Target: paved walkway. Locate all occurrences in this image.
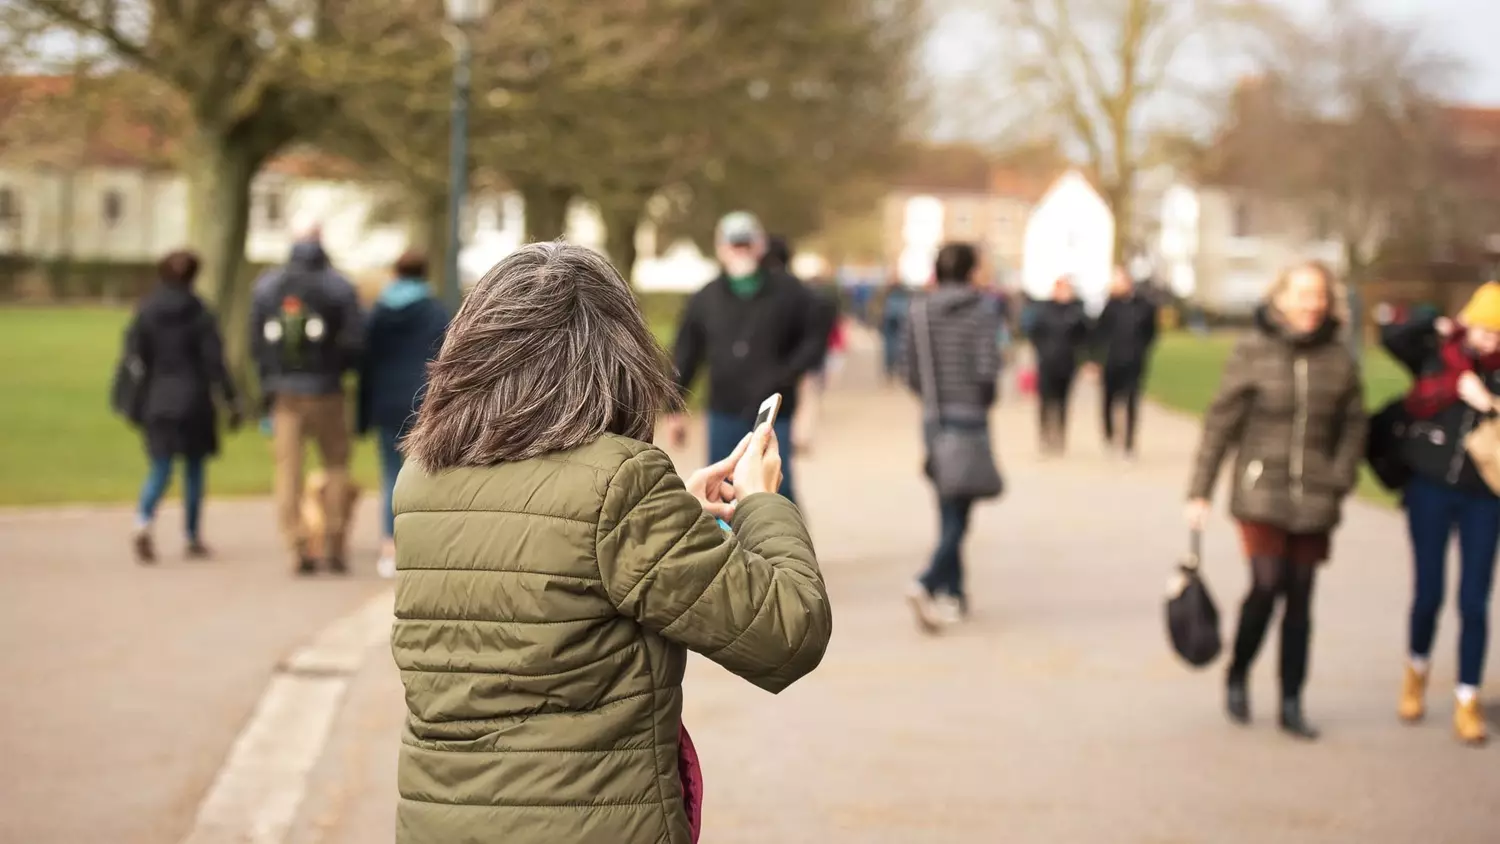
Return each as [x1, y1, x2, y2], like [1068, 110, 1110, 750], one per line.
[3, 331, 1497, 843]
[288, 333, 1496, 843]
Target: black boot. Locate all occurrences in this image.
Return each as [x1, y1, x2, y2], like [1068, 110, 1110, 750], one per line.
[1279, 698, 1320, 741]
[1226, 674, 1251, 725]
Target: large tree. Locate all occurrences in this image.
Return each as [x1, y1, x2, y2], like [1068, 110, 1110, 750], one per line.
[962, 0, 1265, 260]
[16, 0, 345, 365]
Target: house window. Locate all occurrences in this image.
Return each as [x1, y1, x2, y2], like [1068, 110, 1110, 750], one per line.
[262, 189, 284, 227]
[1231, 198, 1253, 238]
[102, 189, 125, 228]
[0, 187, 17, 227]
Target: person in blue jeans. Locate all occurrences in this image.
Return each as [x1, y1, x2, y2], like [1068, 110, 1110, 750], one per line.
[1382, 282, 1500, 745]
[666, 211, 826, 503]
[357, 250, 450, 578]
[897, 243, 1002, 631]
[120, 250, 242, 563]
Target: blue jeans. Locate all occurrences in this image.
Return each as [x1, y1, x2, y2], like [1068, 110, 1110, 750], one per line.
[377, 426, 405, 539]
[138, 455, 206, 541]
[707, 412, 796, 504]
[921, 496, 974, 599]
[1406, 476, 1500, 686]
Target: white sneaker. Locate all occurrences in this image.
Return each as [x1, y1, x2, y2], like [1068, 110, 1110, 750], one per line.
[933, 595, 964, 626]
[906, 583, 941, 634]
[376, 555, 397, 579]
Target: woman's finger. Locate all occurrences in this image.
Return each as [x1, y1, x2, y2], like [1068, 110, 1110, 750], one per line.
[711, 434, 754, 477]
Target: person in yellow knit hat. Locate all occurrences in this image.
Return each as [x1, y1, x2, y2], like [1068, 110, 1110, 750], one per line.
[1380, 280, 1500, 746]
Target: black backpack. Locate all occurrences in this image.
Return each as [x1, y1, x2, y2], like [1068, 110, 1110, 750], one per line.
[261, 269, 341, 375]
[1165, 530, 1222, 669]
[1366, 398, 1414, 491]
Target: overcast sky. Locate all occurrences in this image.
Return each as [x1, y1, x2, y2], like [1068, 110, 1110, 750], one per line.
[926, 0, 1500, 118]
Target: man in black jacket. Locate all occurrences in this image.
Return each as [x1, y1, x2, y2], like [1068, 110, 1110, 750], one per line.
[1094, 266, 1159, 458]
[666, 211, 824, 503]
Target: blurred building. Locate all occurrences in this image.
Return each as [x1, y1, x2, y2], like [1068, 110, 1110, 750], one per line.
[1158, 77, 1500, 316]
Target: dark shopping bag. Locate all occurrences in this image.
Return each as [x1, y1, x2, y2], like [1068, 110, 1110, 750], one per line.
[1366, 398, 1413, 492]
[1165, 529, 1222, 669]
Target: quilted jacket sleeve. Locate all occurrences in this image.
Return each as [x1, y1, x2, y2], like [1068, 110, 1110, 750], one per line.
[1187, 336, 1257, 501]
[596, 448, 832, 694]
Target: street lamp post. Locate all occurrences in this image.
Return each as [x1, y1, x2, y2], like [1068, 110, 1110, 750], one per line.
[443, 0, 491, 310]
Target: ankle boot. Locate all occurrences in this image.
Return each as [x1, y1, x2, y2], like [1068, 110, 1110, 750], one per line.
[1398, 664, 1428, 723]
[1226, 675, 1250, 725]
[1454, 697, 1490, 746]
[1279, 698, 1320, 741]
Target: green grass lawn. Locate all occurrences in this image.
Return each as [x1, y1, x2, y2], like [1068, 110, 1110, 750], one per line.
[0, 304, 684, 507]
[1146, 331, 1410, 504]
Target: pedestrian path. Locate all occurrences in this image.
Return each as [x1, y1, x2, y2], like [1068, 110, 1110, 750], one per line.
[285, 335, 1499, 843]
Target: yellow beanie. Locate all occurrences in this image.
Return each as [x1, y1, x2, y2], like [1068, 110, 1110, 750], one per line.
[1460, 282, 1500, 332]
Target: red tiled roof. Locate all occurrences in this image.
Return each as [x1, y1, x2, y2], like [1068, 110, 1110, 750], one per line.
[0, 74, 363, 178]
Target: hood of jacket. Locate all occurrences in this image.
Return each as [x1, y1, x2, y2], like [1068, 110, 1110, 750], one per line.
[926, 284, 985, 316]
[141, 284, 207, 326]
[378, 277, 433, 311]
[1254, 304, 1340, 349]
[287, 240, 331, 271]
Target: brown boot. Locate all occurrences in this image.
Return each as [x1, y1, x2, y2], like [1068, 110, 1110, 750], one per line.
[1398, 664, 1428, 723]
[1455, 696, 1490, 746]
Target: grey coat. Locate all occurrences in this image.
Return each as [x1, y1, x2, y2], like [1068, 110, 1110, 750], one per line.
[899, 286, 1003, 424]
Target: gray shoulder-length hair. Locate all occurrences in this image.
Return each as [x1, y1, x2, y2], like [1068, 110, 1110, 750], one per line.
[403, 242, 682, 470]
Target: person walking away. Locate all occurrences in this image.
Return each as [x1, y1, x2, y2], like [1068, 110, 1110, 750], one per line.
[1185, 261, 1366, 740]
[1382, 281, 1500, 745]
[1027, 276, 1089, 454]
[393, 242, 831, 843]
[666, 211, 825, 502]
[120, 250, 242, 563]
[250, 227, 364, 575]
[898, 243, 1002, 630]
[880, 274, 913, 383]
[356, 250, 449, 579]
[1095, 266, 1159, 459]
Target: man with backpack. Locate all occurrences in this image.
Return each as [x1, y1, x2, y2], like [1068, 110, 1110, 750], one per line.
[250, 225, 364, 575]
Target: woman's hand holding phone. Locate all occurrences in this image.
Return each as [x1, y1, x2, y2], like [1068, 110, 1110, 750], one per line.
[685, 434, 750, 521]
[733, 422, 783, 498]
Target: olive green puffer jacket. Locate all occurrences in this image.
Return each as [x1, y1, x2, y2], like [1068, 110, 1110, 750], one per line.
[391, 434, 832, 844]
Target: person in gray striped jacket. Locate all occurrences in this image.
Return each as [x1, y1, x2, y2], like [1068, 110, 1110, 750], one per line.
[898, 243, 1004, 628]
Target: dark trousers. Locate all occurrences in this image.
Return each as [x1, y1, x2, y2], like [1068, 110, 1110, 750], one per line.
[1038, 367, 1075, 451]
[139, 455, 206, 540]
[1102, 363, 1143, 453]
[1228, 556, 1317, 700]
[707, 412, 796, 504]
[1405, 476, 1500, 687]
[920, 496, 974, 599]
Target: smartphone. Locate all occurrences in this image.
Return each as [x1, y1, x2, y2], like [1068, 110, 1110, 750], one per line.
[754, 393, 782, 432]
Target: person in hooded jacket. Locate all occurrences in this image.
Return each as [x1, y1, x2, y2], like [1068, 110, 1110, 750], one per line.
[1383, 281, 1500, 745]
[1027, 276, 1090, 454]
[1186, 261, 1366, 741]
[898, 243, 1003, 630]
[250, 226, 364, 575]
[357, 250, 450, 579]
[123, 250, 242, 563]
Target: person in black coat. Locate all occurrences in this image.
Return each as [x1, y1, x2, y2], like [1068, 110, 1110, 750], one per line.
[1094, 267, 1159, 458]
[357, 250, 450, 578]
[1027, 276, 1090, 454]
[121, 250, 241, 563]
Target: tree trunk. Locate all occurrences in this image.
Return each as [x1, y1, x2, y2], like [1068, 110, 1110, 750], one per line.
[403, 185, 450, 286]
[184, 127, 264, 380]
[602, 198, 646, 283]
[521, 181, 574, 242]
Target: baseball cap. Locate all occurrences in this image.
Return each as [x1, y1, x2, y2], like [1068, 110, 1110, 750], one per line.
[716, 211, 764, 247]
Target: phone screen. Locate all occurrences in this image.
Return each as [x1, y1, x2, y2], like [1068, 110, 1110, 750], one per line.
[755, 404, 774, 429]
[755, 395, 780, 430]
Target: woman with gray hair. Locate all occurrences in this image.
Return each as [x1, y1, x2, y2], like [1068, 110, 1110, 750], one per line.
[390, 242, 832, 844]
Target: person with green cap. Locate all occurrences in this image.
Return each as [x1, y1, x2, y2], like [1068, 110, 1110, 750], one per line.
[666, 211, 825, 503]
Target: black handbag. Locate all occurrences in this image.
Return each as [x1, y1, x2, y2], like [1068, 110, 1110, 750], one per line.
[109, 326, 148, 426]
[1165, 529, 1222, 669]
[912, 300, 1004, 500]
